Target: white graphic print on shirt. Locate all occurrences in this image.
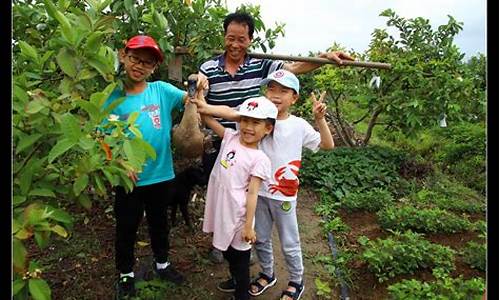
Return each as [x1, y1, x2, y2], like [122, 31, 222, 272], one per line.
[141, 104, 161, 129]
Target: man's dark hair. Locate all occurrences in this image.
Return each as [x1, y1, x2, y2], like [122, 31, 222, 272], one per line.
[223, 11, 255, 39]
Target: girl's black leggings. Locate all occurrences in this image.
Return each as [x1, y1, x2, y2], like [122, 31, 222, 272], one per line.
[223, 246, 251, 300]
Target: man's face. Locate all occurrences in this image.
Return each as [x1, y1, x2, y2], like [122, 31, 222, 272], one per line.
[224, 21, 252, 62]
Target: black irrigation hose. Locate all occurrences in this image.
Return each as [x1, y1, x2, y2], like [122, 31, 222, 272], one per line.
[326, 223, 350, 300]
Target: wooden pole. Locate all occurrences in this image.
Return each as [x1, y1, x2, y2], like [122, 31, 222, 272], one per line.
[211, 50, 391, 70]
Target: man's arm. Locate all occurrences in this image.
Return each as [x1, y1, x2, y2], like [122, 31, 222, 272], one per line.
[283, 51, 355, 75]
[311, 92, 335, 150]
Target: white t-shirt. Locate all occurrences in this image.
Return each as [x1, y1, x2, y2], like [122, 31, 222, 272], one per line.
[258, 115, 321, 201]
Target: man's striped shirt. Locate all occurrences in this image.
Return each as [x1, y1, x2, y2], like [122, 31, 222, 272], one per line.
[199, 54, 283, 129]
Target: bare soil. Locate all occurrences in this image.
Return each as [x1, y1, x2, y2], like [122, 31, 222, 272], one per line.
[32, 186, 485, 300]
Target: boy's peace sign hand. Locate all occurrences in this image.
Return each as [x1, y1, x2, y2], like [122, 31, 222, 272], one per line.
[311, 91, 327, 121]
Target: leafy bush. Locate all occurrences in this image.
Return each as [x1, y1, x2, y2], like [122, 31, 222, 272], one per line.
[377, 205, 472, 233]
[312, 251, 355, 288]
[301, 146, 408, 200]
[437, 123, 485, 194]
[383, 123, 485, 194]
[387, 268, 485, 300]
[462, 241, 486, 271]
[321, 217, 350, 235]
[412, 176, 485, 213]
[358, 231, 455, 282]
[341, 188, 394, 212]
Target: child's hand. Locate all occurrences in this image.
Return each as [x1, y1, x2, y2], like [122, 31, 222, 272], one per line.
[127, 171, 138, 184]
[242, 227, 256, 244]
[311, 91, 327, 121]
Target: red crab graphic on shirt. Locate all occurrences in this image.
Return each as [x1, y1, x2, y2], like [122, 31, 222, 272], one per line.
[268, 160, 301, 197]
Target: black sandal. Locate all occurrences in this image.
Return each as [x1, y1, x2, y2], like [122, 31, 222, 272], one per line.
[280, 281, 305, 300]
[248, 272, 277, 296]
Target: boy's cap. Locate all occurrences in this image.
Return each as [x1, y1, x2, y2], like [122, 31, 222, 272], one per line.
[261, 69, 300, 93]
[125, 35, 164, 63]
[237, 96, 278, 120]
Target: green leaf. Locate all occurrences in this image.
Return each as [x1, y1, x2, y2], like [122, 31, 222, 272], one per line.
[76, 100, 100, 121]
[16, 133, 43, 154]
[88, 55, 112, 81]
[14, 85, 29, 103]
[13, 278, 26, 295]
[56, 48, 77, 78]
[47, 138, 76, 163]
[25, 100, 46, 114]
[136, 138, 156, 160]
[124, 0, 138, 20]
[90, 92, 106, 107]
[18, 41, 39, 63]
[13, 196, 27, 206]
[85, 31, 104, 53]
[60, 114, 82, 142]
[19, 166, 34, 195]
[78, 193, 92, 209]
[153, 11, 168, 31]
[73, 174, 89, 196]
[127, 111, 139, 124]
[128, 125, 143, 138]
[51, 224, 68, 238]
[28, 278, 51, 300]
[94, 175, 106, 195]
[78, 137, 95, 150]
[94, 15, 116, 30]
[102, 168, 118, 186]
[77, 68, 97, 81]
[29, 189, 56, 198]
[13, 238, 27, 271]
[46, 207, 73, 224]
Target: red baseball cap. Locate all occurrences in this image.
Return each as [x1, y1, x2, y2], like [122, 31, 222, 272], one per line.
[125, 35, 164, 63]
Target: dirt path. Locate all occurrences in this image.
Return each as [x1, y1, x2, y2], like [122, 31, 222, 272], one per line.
[163, 187, 337, 300]
[40, 188, 337, 299]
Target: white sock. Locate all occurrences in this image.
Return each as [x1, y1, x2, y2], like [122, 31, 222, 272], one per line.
[120, 272, 134, 278]
[156, 261, 171, 270]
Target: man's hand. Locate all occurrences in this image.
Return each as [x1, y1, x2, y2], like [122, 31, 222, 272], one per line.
[311, 91, 327, 120]
[319, 51, 354, 65]
[197, 72, 209, 93]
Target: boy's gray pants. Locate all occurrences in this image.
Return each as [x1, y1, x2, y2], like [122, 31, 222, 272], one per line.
[254, 195, 303, 284]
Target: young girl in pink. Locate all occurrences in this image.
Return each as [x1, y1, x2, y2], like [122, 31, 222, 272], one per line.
[198, 96, 277, 300]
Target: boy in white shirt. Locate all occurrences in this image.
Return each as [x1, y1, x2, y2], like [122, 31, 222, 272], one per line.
[192, 69, 334, 300]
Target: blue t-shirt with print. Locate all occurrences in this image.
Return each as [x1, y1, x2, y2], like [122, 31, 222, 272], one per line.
[105, 81, 186, 186]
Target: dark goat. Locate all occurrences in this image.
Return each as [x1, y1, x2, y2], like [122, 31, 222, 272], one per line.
[170, 167, 205, 230]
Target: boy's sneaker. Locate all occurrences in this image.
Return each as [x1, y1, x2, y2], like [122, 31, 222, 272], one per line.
[115, 276, 135, 300]
[217, 277, 236, 293]
[153, 262, 185, 284]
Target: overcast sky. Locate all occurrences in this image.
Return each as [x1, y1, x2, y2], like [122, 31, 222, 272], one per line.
[225, 0, 486, 59]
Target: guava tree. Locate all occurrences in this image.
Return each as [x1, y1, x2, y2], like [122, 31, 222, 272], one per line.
[12, 0, 284, 299]
[310, 9, 485, 146]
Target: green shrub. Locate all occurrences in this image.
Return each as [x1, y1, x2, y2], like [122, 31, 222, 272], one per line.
[358, 231, 455, 282]
[341, 188, 394, 212]
[462, 241, 486, 271]
[387, 268, 485, 300]
[321, 217, 350, 235]
[302, 146, 408, 200]
[413, 177, 485, 213]
[377, 205, 472, 233]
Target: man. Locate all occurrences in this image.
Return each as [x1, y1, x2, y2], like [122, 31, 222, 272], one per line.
[198, 11, 353, 264]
